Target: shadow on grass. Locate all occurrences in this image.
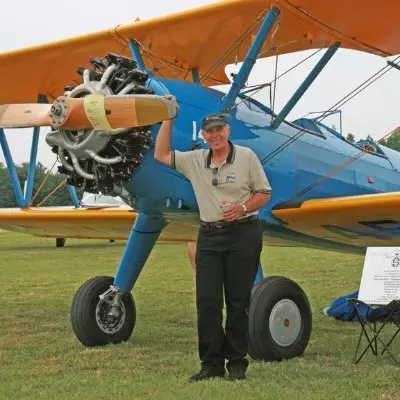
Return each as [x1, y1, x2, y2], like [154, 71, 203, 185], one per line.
[1, 240, 186, 253]
[1, 243, 126, 252]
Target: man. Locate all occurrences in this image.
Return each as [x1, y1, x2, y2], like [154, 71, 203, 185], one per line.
[187, 241, 197, 274]
[154, 107, 271, 382]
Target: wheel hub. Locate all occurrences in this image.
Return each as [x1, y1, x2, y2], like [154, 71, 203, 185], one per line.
[269, 299, 301, 347]
[95, 295, 126, 334]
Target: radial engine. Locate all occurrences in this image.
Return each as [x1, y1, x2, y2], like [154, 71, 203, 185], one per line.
[46, 53, 153, 195]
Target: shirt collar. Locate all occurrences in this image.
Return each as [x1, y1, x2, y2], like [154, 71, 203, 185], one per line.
[205, 141, 236, 168]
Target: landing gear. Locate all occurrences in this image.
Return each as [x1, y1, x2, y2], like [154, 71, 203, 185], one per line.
[248, 276, 312, 361]
[70, 214, 165, 347]
[71, 276, 136, 347]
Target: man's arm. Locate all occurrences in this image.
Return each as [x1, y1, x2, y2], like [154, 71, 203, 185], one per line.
[243, 192, 270, 213]
[154, 119, 174, 167]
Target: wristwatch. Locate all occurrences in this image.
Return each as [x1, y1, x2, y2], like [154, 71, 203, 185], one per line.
[241, 203, 248, 214]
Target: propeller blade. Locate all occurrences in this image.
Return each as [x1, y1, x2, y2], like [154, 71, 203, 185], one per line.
[0, 94, 177, 131]
[0, 104, 53, 128]
[53, 94, 177, 130]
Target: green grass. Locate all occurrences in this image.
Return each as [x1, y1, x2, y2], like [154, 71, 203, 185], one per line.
[0, 232, 399, 400]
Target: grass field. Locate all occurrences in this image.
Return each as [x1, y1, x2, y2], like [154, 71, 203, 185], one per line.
[0, 231, 399, 400]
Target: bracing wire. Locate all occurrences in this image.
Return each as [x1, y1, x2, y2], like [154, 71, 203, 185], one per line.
[30, 158, 58, 207]
[261, 57, 400, 166]
[232, 47, 326, 112]
[36, 179, 67, 208]
[286, 58, 400, 200]
[200, 9, 269, 84]
[290, 123, 399, 201]
[315, 55, 400, 121]
[271, 19, 280, 113]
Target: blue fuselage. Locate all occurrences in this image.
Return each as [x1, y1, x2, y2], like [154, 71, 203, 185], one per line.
[123, 78, 400, 251]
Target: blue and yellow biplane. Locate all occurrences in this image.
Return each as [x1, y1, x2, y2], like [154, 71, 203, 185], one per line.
[0, 0, 400, 361]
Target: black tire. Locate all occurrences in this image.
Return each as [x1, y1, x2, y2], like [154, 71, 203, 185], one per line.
[251, 278, 263, 298]
[248, 279, 264, 359]
[248, 276, 312, 361]
[71, 276, 136, 347]
[56, 238, 66, 248]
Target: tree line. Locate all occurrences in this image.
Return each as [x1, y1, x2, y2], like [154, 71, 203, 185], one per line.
[346, 129, 400, 152]
[0, 162, 82, 208]
[378, 129, 400, 151]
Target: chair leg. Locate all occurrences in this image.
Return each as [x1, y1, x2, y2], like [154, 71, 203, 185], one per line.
[381, 325, 400, 356]
[371, 320, 400, 365]
[372, 322, 378, 356]
[354, 321, 377, 364]
[354, 326, 364, 364]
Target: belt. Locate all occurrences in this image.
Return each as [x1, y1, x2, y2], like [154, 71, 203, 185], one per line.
[200, 215, 257, 230]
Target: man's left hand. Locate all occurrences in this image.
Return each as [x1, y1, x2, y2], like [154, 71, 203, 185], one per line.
[221, 204, 245, 222]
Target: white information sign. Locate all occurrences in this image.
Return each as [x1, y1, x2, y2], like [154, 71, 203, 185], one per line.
[358, 247, 400, 305]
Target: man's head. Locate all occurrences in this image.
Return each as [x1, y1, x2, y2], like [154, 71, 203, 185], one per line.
[201, 114, 230, 151]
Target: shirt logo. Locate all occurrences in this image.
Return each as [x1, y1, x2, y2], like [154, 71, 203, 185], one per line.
[226, 175, 236, 184]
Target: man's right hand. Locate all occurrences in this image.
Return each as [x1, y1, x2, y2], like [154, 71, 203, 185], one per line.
[154, 94, 178, 167]
[164, 94, 180, 116]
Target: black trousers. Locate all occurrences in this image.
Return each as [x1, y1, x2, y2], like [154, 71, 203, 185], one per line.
[195, 219, 262, 370]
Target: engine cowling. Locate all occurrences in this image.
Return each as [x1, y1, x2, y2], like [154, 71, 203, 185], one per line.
[46, 53, 153, 195]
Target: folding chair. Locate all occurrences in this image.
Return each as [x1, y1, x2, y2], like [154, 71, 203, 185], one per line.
[348, 298, 400, 364]
[348, 247, 400, 365]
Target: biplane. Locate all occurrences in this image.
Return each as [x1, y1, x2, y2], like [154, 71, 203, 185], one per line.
[1, 0, 400, 362]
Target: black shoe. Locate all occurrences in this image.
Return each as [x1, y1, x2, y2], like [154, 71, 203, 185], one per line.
[189, 367, 225, 383]
[227, 365, 246, 381]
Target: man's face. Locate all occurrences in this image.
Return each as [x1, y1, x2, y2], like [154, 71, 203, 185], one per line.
[202, 125, 230, 151]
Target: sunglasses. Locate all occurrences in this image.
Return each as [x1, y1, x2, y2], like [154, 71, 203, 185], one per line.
[212, 168, 219, 186]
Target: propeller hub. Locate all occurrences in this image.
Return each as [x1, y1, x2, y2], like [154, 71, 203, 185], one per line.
[50, 97, 68, 124]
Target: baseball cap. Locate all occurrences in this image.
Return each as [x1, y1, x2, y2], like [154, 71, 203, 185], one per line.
[201, 113, 227, 131]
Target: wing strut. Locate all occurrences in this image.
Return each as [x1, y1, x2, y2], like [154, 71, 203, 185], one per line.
[25, 94, 48, 204]
[129, 40, 147, 71]
[221, 6, 281, 113]
[272, 41, 340, 128]
[0, 128, 26, 207]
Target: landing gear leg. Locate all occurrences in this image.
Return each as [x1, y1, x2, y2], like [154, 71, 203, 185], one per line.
[56, 238, 66, 248]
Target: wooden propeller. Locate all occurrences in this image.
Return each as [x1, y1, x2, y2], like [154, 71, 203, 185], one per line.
[0, 94, 177, 130]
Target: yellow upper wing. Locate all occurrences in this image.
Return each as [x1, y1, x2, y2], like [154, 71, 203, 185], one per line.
[1, 0, 400, 103]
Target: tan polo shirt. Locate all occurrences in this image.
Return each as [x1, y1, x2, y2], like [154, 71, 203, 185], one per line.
[173, 143, 271, 222]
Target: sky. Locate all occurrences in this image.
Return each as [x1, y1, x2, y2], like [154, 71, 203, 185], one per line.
[0, 0, 399, 168]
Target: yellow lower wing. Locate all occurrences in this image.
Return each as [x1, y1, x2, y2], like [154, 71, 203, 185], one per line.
[2, 192, 399, 248]
[272, 192, 400, 247]
[0, 207, 197, 242]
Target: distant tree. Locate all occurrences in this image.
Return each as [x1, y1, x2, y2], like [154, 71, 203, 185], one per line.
[0, 162, 82, 208]
[365, 134, 374, 142]
[0, 164, 16, 207]
[346, 133, 355, 143]
[380, 131, 400, 152]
